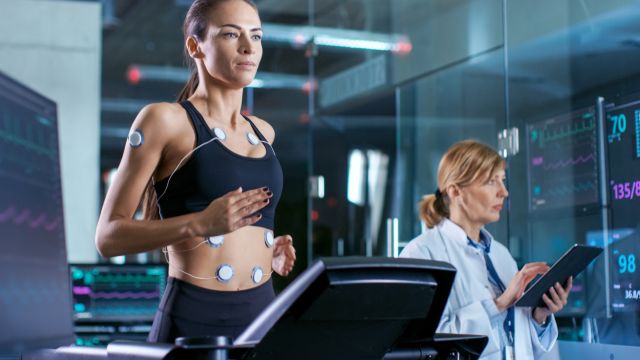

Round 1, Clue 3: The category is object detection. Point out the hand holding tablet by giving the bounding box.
[515,244,603,308]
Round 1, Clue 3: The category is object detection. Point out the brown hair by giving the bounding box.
[419,140,505,228]
[177,0,258,102]
[141,0,259,220]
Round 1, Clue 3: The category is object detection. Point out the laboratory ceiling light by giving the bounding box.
[262,23,412,54]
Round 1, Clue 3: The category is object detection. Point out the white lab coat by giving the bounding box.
[400,218,557,360]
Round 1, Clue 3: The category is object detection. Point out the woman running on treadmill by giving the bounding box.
[95,0,295,342]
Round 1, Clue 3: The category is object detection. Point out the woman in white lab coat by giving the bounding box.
[400,140,572,360]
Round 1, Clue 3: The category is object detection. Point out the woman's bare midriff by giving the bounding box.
[168,225,273,291]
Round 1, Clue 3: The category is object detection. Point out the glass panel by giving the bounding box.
[392,0,504,84]
[311,111,396,258]
[506,0,640,348]
[394,0,507,253]
[308,0,400,260]
[309,0,507,260]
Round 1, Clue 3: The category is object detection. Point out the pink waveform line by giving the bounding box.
[45,218,60,231]
[29,214,47,228]
[13,209,31,225]
[73,286,91,295]
[0,207,15,222]
[570,285,583,292]
[91,291,160,300]
[532,157,543,166]
[543,153,595,170]
[0,206,60,232]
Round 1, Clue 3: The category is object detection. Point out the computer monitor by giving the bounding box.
[0,71,74,357]
[70,264,167,323]
[232,257,457,359]
[526,107,599,212]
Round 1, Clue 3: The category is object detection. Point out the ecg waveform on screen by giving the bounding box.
[546,180,597,197]
[540,153,596,170]
[0,113,56,155]
[90,273,165,283]
[0,73,74,351]
[71,266,166,322]
[528,108,599,211]
[0,111,61,190]
[92,291,161,300]
[533,115,595,148]
[83,307,160,316]
[0,206,62,231]
[0,128,55,157]
[73,287,161,300]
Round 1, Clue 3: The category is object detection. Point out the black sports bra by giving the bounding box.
[153,101,283,230]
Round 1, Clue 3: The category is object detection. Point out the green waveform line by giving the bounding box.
[539,117,595,148]
[2,113,54,155]
[546,181,596,196]
[0,129,55,157]
[146,268,165,276]
[90,307,158,314]
[92,274,164,283]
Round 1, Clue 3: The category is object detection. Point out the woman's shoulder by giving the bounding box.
[132,102,188,135]
[485,233,510,255]
[399,228,442,259]
[137,102,185,123]
[245,114,275,144]
[484,235,517,266]
[122,102,191,152]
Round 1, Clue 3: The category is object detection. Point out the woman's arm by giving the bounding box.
[95,103,271,257]
[524,277,571,354]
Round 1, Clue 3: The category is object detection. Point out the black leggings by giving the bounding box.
[147,277,275,343]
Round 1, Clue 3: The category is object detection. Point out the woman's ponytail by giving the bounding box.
[419,190,449,228]
[176,70,199,102]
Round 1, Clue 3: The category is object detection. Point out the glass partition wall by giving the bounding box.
[306,0,640,351]
[308,0,400,260]
[308,0,508,260]
[504,0,640,347]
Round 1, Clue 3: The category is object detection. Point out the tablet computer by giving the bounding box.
[515,244,602,307]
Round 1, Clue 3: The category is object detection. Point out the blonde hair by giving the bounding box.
[420,140,505,228]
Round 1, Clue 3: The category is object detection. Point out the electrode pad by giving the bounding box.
[264,230,274,248]
[216,264,234,283]
[213,127,227,141]
[128,129,144,148]
[246,132,260,145]
[206,235,224,248]
[251,266,264,284]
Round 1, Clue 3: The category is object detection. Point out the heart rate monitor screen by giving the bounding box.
[526,107,599,211]
[70,264,166,322]
[0,72,74,353]
[606,100,640,225]
[587,229,640,312]
[601,98,640,312]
